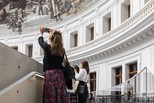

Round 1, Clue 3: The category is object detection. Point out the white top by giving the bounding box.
[75,68,88,82]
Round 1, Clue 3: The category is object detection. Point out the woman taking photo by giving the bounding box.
[38,27,68,103]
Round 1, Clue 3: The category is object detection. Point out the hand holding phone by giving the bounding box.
[44,28,50,33]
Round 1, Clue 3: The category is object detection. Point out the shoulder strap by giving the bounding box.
[64,51,69,62]
[85,74,89,83]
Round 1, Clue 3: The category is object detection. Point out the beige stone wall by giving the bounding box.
[0,42,43,91]
[0,76,44,103]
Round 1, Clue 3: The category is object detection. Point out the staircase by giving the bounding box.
[0,42,44,103]
[0,72,44,103]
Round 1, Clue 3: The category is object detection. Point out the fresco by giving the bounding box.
[0,0,93,34]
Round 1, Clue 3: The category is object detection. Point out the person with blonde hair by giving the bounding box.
[38,27,68,103]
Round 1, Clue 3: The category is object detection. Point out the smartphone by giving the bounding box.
[44,28,50,33]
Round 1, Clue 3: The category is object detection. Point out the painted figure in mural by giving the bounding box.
[43,6,49,15]
[7,16,17,32]
[80,0,85,3]
[16,0,26,10]
[15,8,18,21]
[17,19,22,34]
[70,0,84,14]
[20,8,25,18]
[59,1,66,14]
[71,0,80,8]
[0,8,8,22]
[48,0,62,21]
[48,0,54,19]
[38,0,44,15]
[30,0,34,8]
[65,0,73,15]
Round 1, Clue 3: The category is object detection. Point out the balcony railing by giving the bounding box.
[92,67,154,103]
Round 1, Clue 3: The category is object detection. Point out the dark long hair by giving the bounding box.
[74,65,79,73]
[80,60,89,74]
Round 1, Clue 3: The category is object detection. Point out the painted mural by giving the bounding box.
[0,0,93,34]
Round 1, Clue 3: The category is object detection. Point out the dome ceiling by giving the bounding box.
[0,0,93,34]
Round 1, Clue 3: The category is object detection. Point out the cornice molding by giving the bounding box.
[68,0,154,64]
[71,27,154,65]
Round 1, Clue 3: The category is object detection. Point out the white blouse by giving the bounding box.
[75,68,88,82]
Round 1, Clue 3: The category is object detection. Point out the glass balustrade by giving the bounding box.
[93,67,154,103]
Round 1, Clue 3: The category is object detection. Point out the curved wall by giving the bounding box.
[0,0,154,91]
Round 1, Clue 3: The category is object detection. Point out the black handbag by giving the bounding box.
[63,52,75,89]
[76,82,86,94]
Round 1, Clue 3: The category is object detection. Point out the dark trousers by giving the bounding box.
[78,81,88,103]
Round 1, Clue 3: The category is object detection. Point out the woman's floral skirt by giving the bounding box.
[43,69,68,103]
